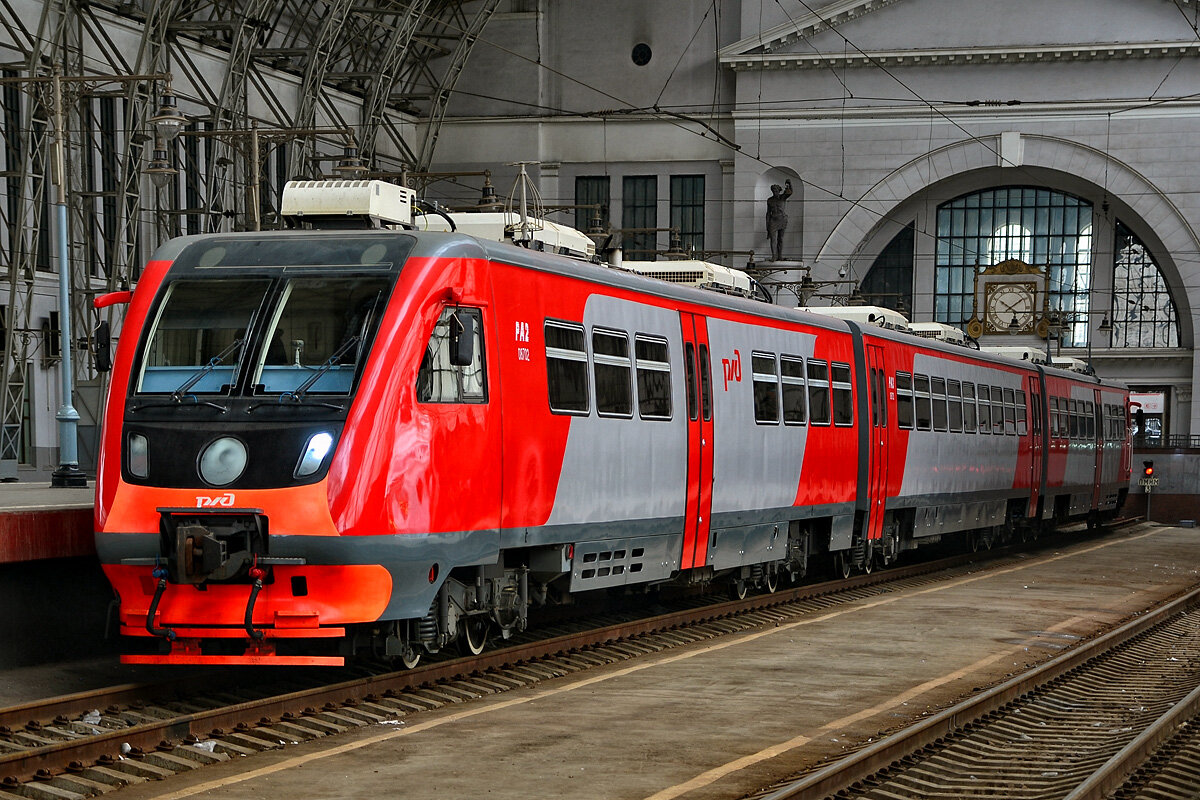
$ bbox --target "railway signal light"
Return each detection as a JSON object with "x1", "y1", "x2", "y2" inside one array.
[{"x1": 1143, "y1": 460, "x2": 1155, "y2": 478}]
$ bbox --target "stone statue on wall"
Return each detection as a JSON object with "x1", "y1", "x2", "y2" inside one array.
[{"x1": 766, "y1": 179, "x2": 793, "y2": 261}]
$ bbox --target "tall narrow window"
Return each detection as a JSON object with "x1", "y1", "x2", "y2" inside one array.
[
  {"x1": 545, "y1": 321, "x2": 589, "y2": 414},
  {"x1": 635, "y1": 336, "x2": 671, "y2": 420},
  {"x1": 808, "y1": 360, "x2": 830, "y2": 425},
  {"x1": 896, "y1": 371, "x2": 913, "y2": 430},
  {"x1": 575, "y1": 176, "x2": 610, "y2": 233},
  {"x1": 622, "y1": 176, "x2": 657, "y2": 260},
  {"x1": 914, "y1": 374, "x2": 932, "y2": 431},
  {"x1": 1112, "y1": 220, "x2": 1179, "y2": 348},
  {"x1": 593, "y1": 329, "x2": 632, "y2": 417},
  {"x1": 861, "y1": 223, "x2": 914, "y2": 313},
  {"x1": 832, "y1": 364, "x2": 853, "y2": 426},
  {"x1": 670, "y1": 175, "x2": 704, "y2": 254},
  {"x1": 781, "y1": 356, "x2": 806, "y2": 424}
]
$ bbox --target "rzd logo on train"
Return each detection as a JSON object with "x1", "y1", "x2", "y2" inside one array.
[{"x1": 195, "y1": 493, "x2": 236, "y2": 508}]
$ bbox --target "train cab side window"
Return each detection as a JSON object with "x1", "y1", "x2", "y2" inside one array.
[
  {"x1": 417, "y1": 307, "x2": 487, "y2": 404},
  {"x1": 545, "y1": 321, "x2": 589, "y2": 414},
  {"x1": 1016, "y1": 390, "x2": 1028, "y2": 436},
  {"x1": 832, "y1": 363, "x2": 853, "y2": 426},
  {"x1": 1002, "y1": 387, "x2": 1016, "y2": 435},
  {"x1": 896, "y1": 371, "x2": 913, "y2": 430},
  {"x1": 930, "y1": 377, "x2": 948, "y2": 431},
  {"x1": 807, "y1": 360, "x2": 831, "y2": 425},
  {"x1": 947, "y1": 380, "x2": 963, "y2": 432},
  {"x1": 593, "y1": 329, "x2": 633, "y2": 417},
  {"x1": 781, "y1": 356, "x2": 807, "y2": 424},
  {"x1": 991, "y1": 385, "x2": 1005, "y2": 435},
  {"x1": 962, "y1": 382, "x2": 977, "y2": 433},
  {"x1": 913, "y1": 374, "x2": 932, "y2": 431},
  {"x1": 977, "y1": 385, "x2": 991, "y2": 434},
  {"x1": 752, "y1": 352, "x2": 780, "y2": 424},
  {"x1": 634, "y1": 335, "x2": 671, "y2": 420}
]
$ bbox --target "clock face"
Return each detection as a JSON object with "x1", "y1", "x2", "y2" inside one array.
[{"x1": 984, "y1": 282, "x2": 1036, "y2": 333}]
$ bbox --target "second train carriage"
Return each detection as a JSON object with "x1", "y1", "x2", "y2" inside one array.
[{"x1": 93, "y1": 182, "x2": 1132, "y2": 665}]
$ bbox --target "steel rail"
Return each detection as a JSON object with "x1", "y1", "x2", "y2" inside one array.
[
  {"x1": 0, "y1": 519, "x2": 1143, "y2": 785},
  {"x1": 759, "y1": 580, "x2": 1200, "y2": 800}
]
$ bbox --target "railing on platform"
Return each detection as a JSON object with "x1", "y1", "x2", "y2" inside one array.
[{"x1": 1135, "y1": 434, "x2": 1200, "y2": 450}]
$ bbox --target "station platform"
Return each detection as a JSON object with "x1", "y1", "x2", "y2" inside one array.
[
  {"x1": 100, "y1": 522, "x2": 1199, "y2": 800},
  {"x1": 0, "y1": 481, "x2": 93, "y2": 564}
]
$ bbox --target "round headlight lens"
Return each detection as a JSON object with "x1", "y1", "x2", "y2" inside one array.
[
  {"x1": 295, "y1": 431, "x2": 334, "y2": 478},
  {"x1": 198, "y1": 436, "x2": 248, "y2": 486}
]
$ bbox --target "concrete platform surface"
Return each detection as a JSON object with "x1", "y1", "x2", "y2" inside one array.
[{"x1": 97, "y1": 523, "x2": 1198, "y2": 800}]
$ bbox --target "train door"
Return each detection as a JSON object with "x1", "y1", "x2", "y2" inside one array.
[
  {"x1": 1091, "y1": 388, "x2": 1104, "y2": 510},
  {"x1": 1026, "y1": 375, "x2": 1043, "y2": 519},
  {"x1": 680, "y1": 312, "x2": 714, "y2": 570},
  {"x1": 865, "y1": 344, "x2": 889, "y2": 541}
]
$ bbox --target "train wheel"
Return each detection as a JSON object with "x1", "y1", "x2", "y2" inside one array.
[
  {"x1": 836, "y1": 551, "x2": 852, "y2": 580},
  {"x1": 459, "y1": 616, "x2": 489, "y2": 657},
  {"x1": 731, "y1": 579, "x2": 748, "y2": 600},
  {"x1": 861, "y1": 549, "x2": 874, "y2": 574},
  {"x1": 764, "y1": 570, "x2": 779, "y2": 593}
]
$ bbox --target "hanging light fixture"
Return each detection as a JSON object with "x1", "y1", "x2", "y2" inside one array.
[
  {"x1": 144, "y1": 139, "x2": 176, "y2": 188},
  {"x1": 332, "y1": 142, "x2": 368, "y2": 178},
  {"x1": 148, "y1": 85, "x2": 187, "y2": 143}
]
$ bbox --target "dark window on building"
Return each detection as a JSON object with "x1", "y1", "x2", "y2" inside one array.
[
  {"x1": 622, "y1": 176, "x2": 657, "y2": 259},
  {"x1": 635, "y1": 335, "x2": 671, "y2": 420},
  {"x1": 575, "y1": 176, "x2": 610, "y2": 234},
  {"x1": 861, "y1": 223, "x2": 914, "y2": 313},
  {"x1": 545, "y1": 321, "x2": 589, "y2": 414},
  {"x1": 752, "y1": 352, "x2": 779, "y2": 424},
  {"x1": 670, "y1": 175, "x2": 704, "y2": 254},
  {"x1": 593, "y1": 329, "x2": 632, "y2": 417},
  {"x1": 781, "y1": 356, "x2": 806, "y2": 424}
]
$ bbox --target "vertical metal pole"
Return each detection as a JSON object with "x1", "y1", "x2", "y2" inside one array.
[
  {"x1": 51, "y1": 71, "x2": 86, "y2": 487},
  {"x1": 250, "y1": 121, "x2": 261, "y2": 232}
]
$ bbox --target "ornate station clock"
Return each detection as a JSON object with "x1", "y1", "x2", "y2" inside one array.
[{"x1": 964, "y1": 259, "x2": 1050, "y2": 340}]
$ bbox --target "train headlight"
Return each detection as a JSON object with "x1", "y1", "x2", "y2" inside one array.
[
  {"x1": 128, "y1": 433, "x2": 149, "y2": 478},
  {"x1": 198, "y1": 436, "x2": 248, "y2": 486},
  {"x1": 294, "y1": 431, "x2": 334, "y2": 478}
]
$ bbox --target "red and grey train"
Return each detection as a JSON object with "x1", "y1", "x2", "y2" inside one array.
[{"x1": 93, "y1": 196, "x2": 1132, "y2": 666}]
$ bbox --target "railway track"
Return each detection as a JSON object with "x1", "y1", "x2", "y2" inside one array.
[
  {"x1": 754, "y1": 574, "x2": 1200, "y2": 799},
  {"x1": 0, "y1": 522, "x2": 1145, "y2": 797}
]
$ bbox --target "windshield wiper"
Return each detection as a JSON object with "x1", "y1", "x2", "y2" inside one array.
[
  {"x1": 169, "y1": 338, "x2": 245, "y2": 402},
  {"x1": 247, "y1": 335, "x2": 360, "y2": 412}
]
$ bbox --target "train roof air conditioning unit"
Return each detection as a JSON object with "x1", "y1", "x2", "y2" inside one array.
[
  {"x1": 980, "y1": 345, "x2": 1049, "y2": 365},
  {"x1": 622, "y1": 259, "x2": 754, "y2": 298},
  {"x1": 801, "y1": 305, "x2": 910, "y2": 330},
  {"x1": 416, "y1": 211, "x2": 596, "y2": 261},
  {"x1": 907, "y1": 321, "x2": 969, "y2": 345},
  {"x1": 281, "y1": 180, "x2": 414, "y2": 229}
]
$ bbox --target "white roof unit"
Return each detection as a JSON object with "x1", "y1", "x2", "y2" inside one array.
[
  {"x1": 907, "y1": 321, "x2": 969, "y2": 345},
  {"x1": 801, "y1": 305, "x2": 909, "y2": 330},
  {"x1": 1050, "y1": 355, "x2": 1092, "y2": 374},
  {"x1": 281, "y1": 180, "x2": 413, "y2": 227},
  {"x1": 980, "y1": 346, "x2": 1049, "y2": 365},
  {"x1": 623, "y1": 259, "x2": 754, "y2": 297},
  {"x1": 417, "y1": 211, "x2": 595, "y2": 261}
]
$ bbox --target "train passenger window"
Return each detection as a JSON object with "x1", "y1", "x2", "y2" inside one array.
[
  {"x1": 781, "y1": 356, "x2": 807, "y2": 424},
  {"x1": 977, "y1": 385, "x2": 991, "y2": 434},
  {"x1": 991, "y1": 386, "x2": 1005, "y2": 435},
  {"x1": 1057, "y1": 397, "x2": 1069, "y2": 439},
  {"x1": 592, "y1": 329, "x2": 633, "y2": 417},
  {"x1": 962, "y1": 382, "x2": 976, "y2": 433},
  {"x1": 634, "y1": 336, "x2": 671, "y2": 420},
  {"x1": 947, "y1": 380, "x2": 963, "y2": 432},
  {"x1": 1002, "y1": 387, "x2": 1016, "y2": 435},
  {"x1": 1016, "y1": 390, "x2": 1027, "y2": 436},
  {"x1": 545, "y1": 321, "x2": 589, "y2": 414},
  {"x1": 752, "y1": 353, "x2": 780, "y2": 424},
  {"x1": 832, "y1": 364, "x2": 853, "y2": 426},
  {"x1": 417, "y1": 307, "x2": 487, "y2": 404},
  {"x1": 931, "y1": 377, "x2": 948, "y2": 431},
  {"x1": 808, "y1": 360, "x2": 831, "y2": 425},
  {"x1": 1068, "y1": 400, "x2": 1079, "y2": 439},
  {"x1": 913, "y1": 374, "x2": 932, "y2": 431},
  {"x1": 699, "y1": 344, "x2": 713, "y2": 422},
  {"x1": 1085, "y1": 401, "x2": 1095, "y2": 439},
  {"x1": 1049, "y1": 397, "x2": 1059, "y2": 437},
  {"x1": 896, "y1": 372, "x2": 913, "y2": 430},
  {"x1": 684, "y1": 343, "x2": 698, "y2": 421}
]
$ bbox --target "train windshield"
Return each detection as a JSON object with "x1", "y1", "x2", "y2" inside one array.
[
  {"x1": 135, "y1": 278, "x2": 270, "y2": 394},
  {"x1": 250, "y1": 275, "x2": 391, "y2": 395}
]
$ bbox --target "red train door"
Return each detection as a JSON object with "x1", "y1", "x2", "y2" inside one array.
[
  {"x1": 680, "y1": 312, "x2": 714, "y2": 570},
  {"x1": 1091, "y1": 387, "x2": 1103, "y2": 510},
  {"x1": 1027, "y1": 375, "x2": 1043, "y2": 519},
  {"x1": 865, "y1": 344, "x2": 889, "y2": 541}
]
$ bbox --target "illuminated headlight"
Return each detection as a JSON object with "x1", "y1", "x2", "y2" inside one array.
[
  {"x1": 295, "y1": 432, "x2": 334, "y2": 478},
  {"x1": 128, "y1": 433, "x2": 148, "y2": 478},
  {"x1": 198, "y1": 436, "x2": 248, "y2": 486}
]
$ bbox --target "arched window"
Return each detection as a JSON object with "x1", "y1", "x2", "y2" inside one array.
[
  {"x1": 936, "y1": 187, "x2": 1092, "y2": 344},
  {"x1": 861, "y1": 223, "x2": 914, "y2": 313},
  {"x1": 1112, "y1": 221, "x2": 1179, "y2": 348}
]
